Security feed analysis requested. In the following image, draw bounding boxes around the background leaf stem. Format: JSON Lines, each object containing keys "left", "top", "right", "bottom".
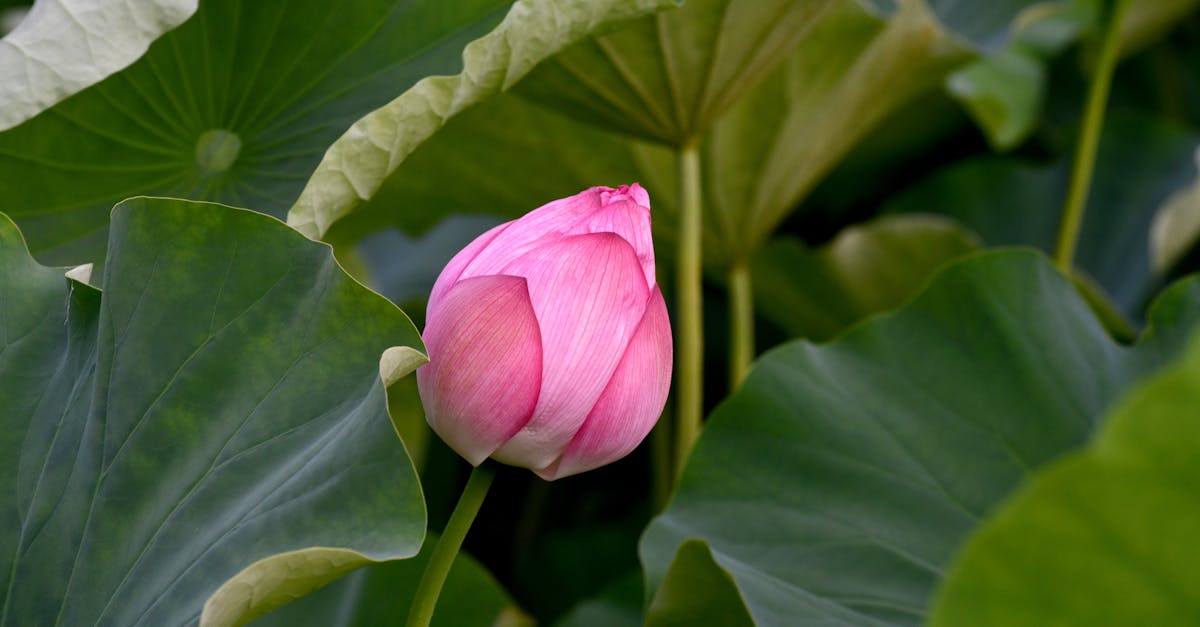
{"left": 1055, "top": 0, "right": 1132, "bottom": 271}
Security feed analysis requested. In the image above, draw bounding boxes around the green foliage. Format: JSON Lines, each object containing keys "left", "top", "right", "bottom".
{"left": 886, "top": 113, "right": 1200, "bottom": 317}
{"left": 930, "top": 335, "right": 1200, "bottom": 626}
{"left": 3, "top": 1, "right": 1200, "bottom": 625}
{"left": 256, "top": 534, "right": 529, "bottom": 627}
{"left": 0, "top": 0, "right": 515, "bottom": 264}
{"left": 0, "top": 0, "right": 197, "bottom": 130}
{"left": 751, "top": 214, "right": 980, "bottom": 341}
{"left": 0, "top": 200, "right": 424, "bottom": 626}
{"left": 640, "top": 251, "right": 1200, "bottom": 625}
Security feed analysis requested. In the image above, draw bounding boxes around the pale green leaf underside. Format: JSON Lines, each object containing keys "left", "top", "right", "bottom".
{"left": 254, "top": 533, "right": 530, "bottom": 627}
{"left": 930, "top": 335, "right": 1200, "bottom": 626}
{"left": 640, "top": 250, "right": 1200, "bottom": 625}
{"left": 0, "top": 0, "right": 197, "bottom": 131}
{"left": 0, "top": 198, "right": 425, "bottom": 626}
{"left": 285, "top": 0, "right": 678, "bottom": 241}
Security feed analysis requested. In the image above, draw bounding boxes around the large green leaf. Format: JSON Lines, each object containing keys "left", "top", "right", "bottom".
{"left": 0, "top": 198, "right": 425, "bottom": 626}
{"left": 752, "top": 214, "right": 980, "bottom": 341}
{"left": 520, "top": 0, "right": 1093, "bottom": 146}
{"left": 514, "top": 0, "right": 843, "bottom": 146}
{"left": 688, "top": 0, "right": 968, "bottom": 265}
{"left": 3, "top": 0, "right": 673, "bottom": 265}
{"left": 255, "top": 535, "right": 529, "bottom": 627}
{"left": 885, "top": 112, "right": 1200, "bottom": 318}
{"left": 930, "top": 334, "right": 1200, "bottom": 626}
{"left": 319, "top": 0, "right": 969, "bottom": 268}
{"left": 0, "top": 0, "right": 197, "bottom": 130}
{"left": 640, "top": 250, "right": 1200, "bottom": 626}
{"left": 0, "top": 0, "right": 515, "bottom": 264}
{"left": 284, "top": 0, "right": 677, "bottom": 242}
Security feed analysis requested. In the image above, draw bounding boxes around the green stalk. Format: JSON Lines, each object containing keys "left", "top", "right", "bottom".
{"left": 406, "top": 463, "right": 496, "bottom": 627}
{"left": 1054, "top": 0, "right": 1130, "bottom": 271}
{"left": 674, "top": 142, "right": 704, "bottom": 478}
{"left": 727, "top": 260, "right": 754, "bottom": 389}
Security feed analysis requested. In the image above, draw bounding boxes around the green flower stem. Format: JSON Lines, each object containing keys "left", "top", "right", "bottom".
{"left": 674, "top": 142, "right": 704, "bottom": 478}
{"left": 728, "top": 260, "right": 754, "bottom": 389}
{"left": 1054, "top": 0, "right": 1130, "bottom": 272}
{"left": 406, "top": 463, "right": 496, "bottom": 627}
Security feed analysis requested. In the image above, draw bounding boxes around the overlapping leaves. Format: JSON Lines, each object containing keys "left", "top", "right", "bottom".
{"left": 640, "top": 250, "right": 1200, "bottom": 625}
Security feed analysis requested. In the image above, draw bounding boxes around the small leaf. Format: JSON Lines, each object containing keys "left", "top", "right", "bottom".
{"left": 645, "top": 541, "right": 754, "bottom": 627}
{"left": 752, "top": 214, "right": 980, "bottom": 341}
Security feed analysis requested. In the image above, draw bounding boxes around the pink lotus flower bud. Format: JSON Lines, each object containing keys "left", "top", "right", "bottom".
{"left": 416, "top": 184, "right": 672, "bottom": 480}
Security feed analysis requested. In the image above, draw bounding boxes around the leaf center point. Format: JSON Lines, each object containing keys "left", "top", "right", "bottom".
{"left": 195, "top": 129, "right": 242, "bottom": 174}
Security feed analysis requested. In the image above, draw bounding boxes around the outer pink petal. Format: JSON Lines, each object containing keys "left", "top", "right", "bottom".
{"left": 489, "top": 232, "right": 649, "bottom": 470}
{"left": 417, "top": 275, "right": 542, "bottom": 465}
{"left": 537, "top": 286, "right": 672, "bottom": 480}
{"left": 460, "top": 184, "right": 657, "bottom": 289}
{"left": 427, "top": 222, "right": 510, "bottom": 320}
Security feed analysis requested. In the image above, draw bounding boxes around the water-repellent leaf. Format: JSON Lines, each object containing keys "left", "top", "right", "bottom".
{"left": 0, "top": 198, "right": 425, "bottom": 626}
{"left": 885, "top": 112, "right": 1200, "bottom": 318}
{"left": 930, "top": 334, "right": 1200, "bottom": 626}
{"left": 0, "top": 0, "right": 197, "bottom": 130}
{"left": 640, "top": 250, "right": 1200, "bottom": 626}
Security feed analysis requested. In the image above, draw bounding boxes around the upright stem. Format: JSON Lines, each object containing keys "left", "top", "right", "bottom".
{"left": 674, "top": 142, "right": 703, "bottom": 478}
{"left": 1054, "top": 0, "right": 1129, "bottom": 272}
{"left": 406, "top": 463, "right": 496, "bottom": 627}
{"left": 727, "top": 261, "right": 754, "bottom": 389}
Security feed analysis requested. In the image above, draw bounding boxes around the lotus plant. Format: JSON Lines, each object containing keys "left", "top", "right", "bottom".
{"left": 408, "top": 184, "right": 672, "bottom": 626}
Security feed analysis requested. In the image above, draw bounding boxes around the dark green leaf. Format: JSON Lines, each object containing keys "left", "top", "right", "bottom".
{"left": 640, "top": 250, "right": 1200, "bottom": 625}
{"left": 0, "top": 198, "right": 424, "bottom": 626}
{"left": 3, "top": 0, "right": 672, "bottom": 265}
{"left": 931, "top": 333, "right": 1200, "bottom": 626}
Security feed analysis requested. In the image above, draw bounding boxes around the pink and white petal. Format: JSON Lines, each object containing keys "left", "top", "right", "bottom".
{"left": 489, "top": 232, "right": 649, "bottom": 470}
{"left": 417, "top": 275, "right": 542, "bottom": 465}
{"left": 459, "top": 185, "right": 656, "bottom": 288}
{"left": 537, "top": 287, "right": 672, "bottom": 480}
{"left": 427, "top": 222, "right": 510, "bottom": 320}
